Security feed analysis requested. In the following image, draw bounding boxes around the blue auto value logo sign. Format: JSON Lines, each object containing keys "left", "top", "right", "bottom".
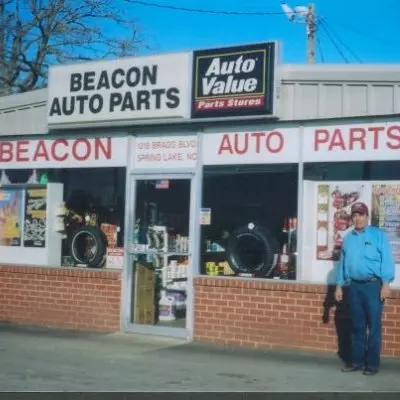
{"left": 191, "top": 42, "right": 276, "bottom": 119}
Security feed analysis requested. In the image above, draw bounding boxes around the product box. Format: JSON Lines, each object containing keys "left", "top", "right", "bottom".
{"left": 134, "top": 263, "right": 156, "bottom": 325}
{"left": 101, "top": 223, "right": 118, "bottom": 248}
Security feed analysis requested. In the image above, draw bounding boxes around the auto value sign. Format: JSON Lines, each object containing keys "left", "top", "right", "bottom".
{"left": 47, "top": 52, "right": 191, "bottom": 127}
{"left": 191, "top": 42, "right": 276, "bottom": 119}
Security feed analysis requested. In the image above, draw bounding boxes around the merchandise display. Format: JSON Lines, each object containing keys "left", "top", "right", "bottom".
{"left": 200, "top": 167, "right": 299, "bottom": 280}
{"left": 56, "top": 201, "right": 112, "bottom": 268}
{"left": 203, "top": 216, "right": 298, "bottom": 280}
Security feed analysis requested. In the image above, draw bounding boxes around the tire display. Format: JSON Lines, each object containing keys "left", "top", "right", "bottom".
{"left": 69, "top": 225, "right": 107, "bottom": 268}
{"left": 226, "top": 223, "right": 279, "bottom": 277}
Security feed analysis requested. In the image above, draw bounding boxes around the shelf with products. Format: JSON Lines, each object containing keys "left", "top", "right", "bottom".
{"left": 132, "top": 224, "right": 190, "bottom": 293}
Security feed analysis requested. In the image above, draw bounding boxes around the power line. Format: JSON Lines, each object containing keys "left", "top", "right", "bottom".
{"left": 320, "top": 19, "right": 362, "bottom": 63}
{"left": 318, "top": 19, "right": 349, "bottom": 63}
{"left": 124, "top": 0, "right": 287, "bottom": 16}
{"left": 316, "top": 35, "right": 325, "bottom": 64}
{"left": 326, "top": 19, "right": 399, "bottom": 52}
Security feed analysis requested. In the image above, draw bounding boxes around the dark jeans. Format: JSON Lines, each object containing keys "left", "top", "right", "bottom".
{"left": 348, "top": 279, "right": 383, "bottom": 371}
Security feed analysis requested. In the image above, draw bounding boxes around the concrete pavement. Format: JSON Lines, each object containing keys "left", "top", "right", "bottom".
{"left": 1, "top": 323, "right": 400, "bottom": 392}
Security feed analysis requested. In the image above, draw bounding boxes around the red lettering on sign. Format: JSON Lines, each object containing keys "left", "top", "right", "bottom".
{"left": 218, "top": 134, "right": 233, "bottom": 155}
{"left": 218, "top": 132, "right": 284, "bottom": 156}
{"left": 51, "top": 139, "right": 69, "bottom": 162}
{"left": 328, "top": 129, "right": 346, "bottom": 151}
{"left": 251, "top": 132, "right": 265, "bottom": 153}
{"left": 0, "top": 137, "right": 117, "bottom": 166}
{"left": 72, "top": 139, "right": 91, "bottom": 161}
{"left": 94, "top": 137, "right": 112, "bottom": 160}
{"left": 0, "top": 142, "right": 12, "bottom": 162}
{"left": 267, "top": 131, "right": 284, "bottom": 153}
{"left": 387, "top": 126, "right": 400, "bottom": 150}
{"left": 314, "top": 129, "right": 329, "bottom": 151}
{"left": 368, "top": 126, "right": 385, "bottom": 149}
{"left": 349, "top": 128, "right": 366, "bottom": 150}
{"left": 16, "top": 140, "right": 29, "bottom": 162}
{"left": 313, "top": 125, "right": 400, "bottom": 153}
{"left": 33, "top": 140, "right": 50, "bottom": 161}
{"left": 234, "top": 134, "right": 248, "bottom": 155}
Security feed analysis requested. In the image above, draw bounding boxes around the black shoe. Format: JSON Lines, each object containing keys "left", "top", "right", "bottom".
{"left": 341, "top": 365, "right": 360, "bottom": 372}
{"left": 363, "top": 369, "right": 379, "bottom": 376}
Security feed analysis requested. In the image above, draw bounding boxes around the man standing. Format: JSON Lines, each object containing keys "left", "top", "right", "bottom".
{"left": 335, "top": 202, "right": 395, "bottom": 375}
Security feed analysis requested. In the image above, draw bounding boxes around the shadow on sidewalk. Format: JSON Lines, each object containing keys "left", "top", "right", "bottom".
{"left": 323, "top": 284, "right": 352, "bottom": 366}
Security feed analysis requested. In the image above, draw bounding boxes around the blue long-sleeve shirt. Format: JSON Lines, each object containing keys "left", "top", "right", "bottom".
{"left": 336, "top": 225, "right": 395, "bottom": 286}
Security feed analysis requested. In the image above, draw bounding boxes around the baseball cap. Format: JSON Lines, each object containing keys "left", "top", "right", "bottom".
{"left": 351, "top": 202, "right": 369, "bottom": 216}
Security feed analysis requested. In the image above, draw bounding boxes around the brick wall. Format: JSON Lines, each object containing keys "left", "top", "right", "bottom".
{"left": 194, "top": 277, "right": 400, "bottom": 357}
{"left": 0, "top": 265, "right": 121, "bottom": 332}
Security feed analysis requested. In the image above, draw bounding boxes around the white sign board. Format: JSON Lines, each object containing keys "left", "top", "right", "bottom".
{"left": 304, "top": 122, "right": 400, "bottom": 162}
{"left": 134, "top": 135, "right": 198, "bottom": 169}
{"left": 106, "top": 248, "right": 124, "bottom": 269}
{"left": 0, "top": 137, "right": 129, "bottom": 169}
{"left": 47, "top": 52, "right": 191, "bottom": 126}
{"left": 202, "top": 128, "right": 300, "bottom": 165}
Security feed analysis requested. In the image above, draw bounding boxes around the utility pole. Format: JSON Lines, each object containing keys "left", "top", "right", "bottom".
{"left": 281, "top": 2, "right": 317, "bottom": 64}
{"left": 306, "top": 3, "right": 316, "bottom": 64}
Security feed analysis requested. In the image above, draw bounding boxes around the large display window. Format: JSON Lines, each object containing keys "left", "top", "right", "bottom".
{"left": 3, "top": 167, "right": 126, "bottom": 268}
{"left": 129, "top": 178, "right": 192, "bottom": 329}
{"left": 200, "top": 164, "right": 298, "bottom": 280}
{"left": 301, "top": 160, "right": 400, "bottom": 286}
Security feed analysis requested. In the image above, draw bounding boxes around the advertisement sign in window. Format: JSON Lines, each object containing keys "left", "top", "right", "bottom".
{"left": 0, "top": 189, "right": 25, "bottom": 247}
{"left": 191, "top": 42, "right": 277, "bottom": 119}
{"left": 371, "top": 184, "right": 400, "bottom": 263}
{"left": 23, "top": 188, "right": 47, "bottom": 248}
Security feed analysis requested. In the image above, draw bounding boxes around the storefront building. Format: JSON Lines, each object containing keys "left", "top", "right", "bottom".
{"left": 1, "top": 41, "right": 400, "bottom": 356}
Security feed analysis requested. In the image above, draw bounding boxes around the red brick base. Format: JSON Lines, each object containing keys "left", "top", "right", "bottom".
{"left": 194, "top": 277, "right": 400, "bottom": 357}
{"left": 0, "top": 265, "right": 121, "bottom": 332}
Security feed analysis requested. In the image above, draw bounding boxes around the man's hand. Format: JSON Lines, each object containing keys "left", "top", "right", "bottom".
{"left": 381, "top": 284, "right": 391, "bottom": 302}
{"left": 335, "top": 286, "right": 343, "bottom": 302}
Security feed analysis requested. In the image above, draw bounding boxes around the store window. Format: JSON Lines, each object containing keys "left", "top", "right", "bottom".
{"left": 4, "top": 168, "right": 126, "bottom": 267}
{"left": 303, "top": 161, "right": 400, "bottom": 262}
{"left": 200, "top": 164, "right": 298, "bottom": 280}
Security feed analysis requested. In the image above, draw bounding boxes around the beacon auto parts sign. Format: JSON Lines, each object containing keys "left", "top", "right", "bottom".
{"left": 191, "top": 42, "right": 277, "bottom": 119}
{"left": 47, "top": 52, "right": 191, "bottom": 126}
{"left": 0, "top": 137, "right": 128, "bottom": 169}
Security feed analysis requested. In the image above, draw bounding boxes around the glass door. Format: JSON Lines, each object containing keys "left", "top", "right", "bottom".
{"left": 127, "top": 176, "right": 192, "bottom": 332}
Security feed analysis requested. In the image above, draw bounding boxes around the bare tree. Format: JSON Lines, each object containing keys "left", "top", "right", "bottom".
{"left": 0, "top": 0, "right": 147, "bottom": 95}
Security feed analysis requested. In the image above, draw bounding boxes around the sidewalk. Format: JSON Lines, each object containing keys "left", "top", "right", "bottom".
{"left": 1, "top": 323, "right": 400, "bottom": 392}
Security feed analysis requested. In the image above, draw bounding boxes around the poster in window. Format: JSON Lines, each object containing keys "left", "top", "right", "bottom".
{"left": 316, "top": 183, "right": 368, "bottom": 261}
{"left": 371, "top": 184, "right": 400, "bottom": 263}
{"left": 0, "top": 189, "right": 25, "bottom": 247}
{"left": 24, "top": 188, "right": 47, "bottom": 248}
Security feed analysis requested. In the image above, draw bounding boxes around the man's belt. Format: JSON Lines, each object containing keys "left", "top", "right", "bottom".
{"left": 351, "top": 277, "right": 379, "bottom": 284}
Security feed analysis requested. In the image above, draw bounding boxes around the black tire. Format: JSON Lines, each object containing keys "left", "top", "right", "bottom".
{"left": 227, "top": 223, "right": 279, "bottom": 277}
{"left": 69, "top": 226, "right": 107, "bottom": 268}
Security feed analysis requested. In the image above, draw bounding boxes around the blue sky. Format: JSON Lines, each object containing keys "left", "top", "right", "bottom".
{"left": 125, "top": 0, "right": 400, "bottom": 64}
